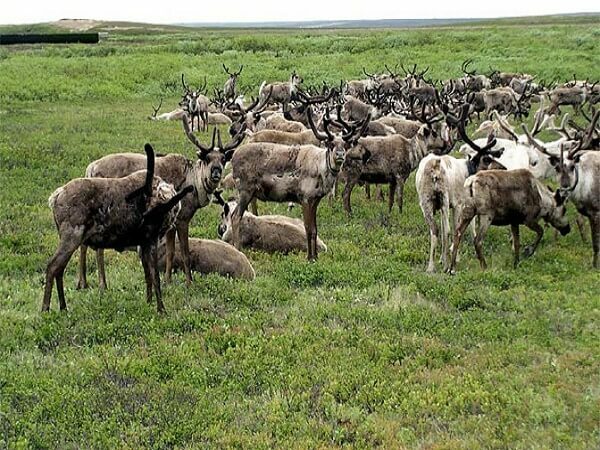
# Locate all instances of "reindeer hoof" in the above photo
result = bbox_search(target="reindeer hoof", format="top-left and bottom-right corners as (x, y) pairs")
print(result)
(76, 281), (88, 290)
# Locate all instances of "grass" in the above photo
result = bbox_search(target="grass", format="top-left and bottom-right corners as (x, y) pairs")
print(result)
(0, 19), (599, 448)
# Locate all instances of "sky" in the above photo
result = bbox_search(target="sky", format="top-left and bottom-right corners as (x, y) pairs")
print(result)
(1, 0), (598, 25)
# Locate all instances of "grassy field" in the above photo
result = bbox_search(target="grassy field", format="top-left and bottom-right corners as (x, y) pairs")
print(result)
(0, 19), (599, 448)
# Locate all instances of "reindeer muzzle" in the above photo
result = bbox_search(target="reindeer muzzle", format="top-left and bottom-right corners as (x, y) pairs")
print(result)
(211, 167), (223, 182)
(559, 224), (571, 236)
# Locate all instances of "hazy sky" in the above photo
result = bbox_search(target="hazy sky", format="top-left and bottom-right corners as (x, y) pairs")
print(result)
(2, 0), (598, 24)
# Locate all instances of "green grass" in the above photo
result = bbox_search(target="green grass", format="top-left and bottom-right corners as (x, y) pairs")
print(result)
(0, 22), (599, 448)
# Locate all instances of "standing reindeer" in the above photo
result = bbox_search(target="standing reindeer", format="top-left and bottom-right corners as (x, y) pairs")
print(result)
(223, 63), (243, 101)
(181, 74), (210, 131)
(230, 107), (370, 260)
(416, 105), (504, 273)
(259, 71), (303, 112)
(79, 116), (246, 288)
(44, 144), (193, 312)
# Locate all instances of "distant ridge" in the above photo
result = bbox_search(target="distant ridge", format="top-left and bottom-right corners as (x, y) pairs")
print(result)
(179, 18), (481, 29)
(179, 12), (599, 29)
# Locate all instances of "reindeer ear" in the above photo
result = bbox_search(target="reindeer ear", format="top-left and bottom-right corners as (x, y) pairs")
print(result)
(224, 149), (235, 162)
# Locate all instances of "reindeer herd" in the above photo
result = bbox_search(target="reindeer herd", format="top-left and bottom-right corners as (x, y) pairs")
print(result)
(43, 60), (600, 312)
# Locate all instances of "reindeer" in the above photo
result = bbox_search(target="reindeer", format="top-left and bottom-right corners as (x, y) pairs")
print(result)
(448, 169), (570, 273)
(546, 85), (587, 115)
(524, 111), (600, 266)
(216, 196), (327, 255)
(416, 105), (504, 273)
(342, 95), (382, 122)
(259, 71), (303, 112)
(223, 63), (243, 100)
(181, 73), (210, 131)
(340, 108), (454, 216)
(461, 60), (491, 92)
(79, 116), (246, 288)
(228, 88), (273, 136)
(229, 107), (370, 260)
(44, 144), (193, 312)
(157, 236), (255, 281)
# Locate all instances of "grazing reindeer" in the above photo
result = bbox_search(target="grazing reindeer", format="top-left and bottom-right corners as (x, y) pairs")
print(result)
(230, 107), (370, 260)
(181, 74), (210, 131)
(44, 144), (193, 312)
(448, 169), (571, 273)
(416, 105), (504, 273)
(554, 145), (600, 268)
(223, 63), (243, 100)
(259, 71), (303, 112)
(546, 85), (587, 116)
(79, 117), (246, 288)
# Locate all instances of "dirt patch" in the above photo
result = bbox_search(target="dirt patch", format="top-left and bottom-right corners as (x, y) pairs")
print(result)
(51, 19), (101, 32)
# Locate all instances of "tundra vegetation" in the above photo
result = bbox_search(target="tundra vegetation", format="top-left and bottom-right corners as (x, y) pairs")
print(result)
(0, 18), (599, 448)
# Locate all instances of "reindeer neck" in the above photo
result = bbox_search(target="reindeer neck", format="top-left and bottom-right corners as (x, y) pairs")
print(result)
(184, 161), (210, 208)
(408, 134), (431, 170)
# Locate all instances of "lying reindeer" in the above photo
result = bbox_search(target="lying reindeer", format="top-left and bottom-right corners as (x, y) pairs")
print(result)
(216, 196), (327, 255)
(157, 236), (255, 281)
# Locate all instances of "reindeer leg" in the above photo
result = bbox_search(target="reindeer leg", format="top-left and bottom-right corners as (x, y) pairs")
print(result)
(473, 215), (492, 270)
(342, 179), (356, 217)
(589, 214), (599, 269)
(440, 199), (451, 271)
(448, 208), (476, 274)
(140, 246), (153, 304)
(364, 183), (371, 200)
(396, 177), (405, 214)
(523, 221), (544, 257)
(233, 192), (252, 250)
(150, 243), (165, 313)
(177, 223), (192, 285)
(42, 227), (83, 312)
(76, 245), (88, 289)
(576, 213), (589, 243)
(164, 228), (176, 283)
(388, 180), (397, 213)
(301, 202), (313, 260)
(97, 249), (107, 290)
(511, 224), (521, 268)
(420, 201), (438, 273)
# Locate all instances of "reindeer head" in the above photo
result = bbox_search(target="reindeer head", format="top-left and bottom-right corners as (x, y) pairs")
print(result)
(182, 118), (246, 193)
(228, 87), (273, 136)
(290, 71), (303, 87)
(306, 106), (371, 171)
(214, 193), (237, 242)
(411, 101), (454, 154)
(546, 180), (571, 236)
(180, 74), (207, 115)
